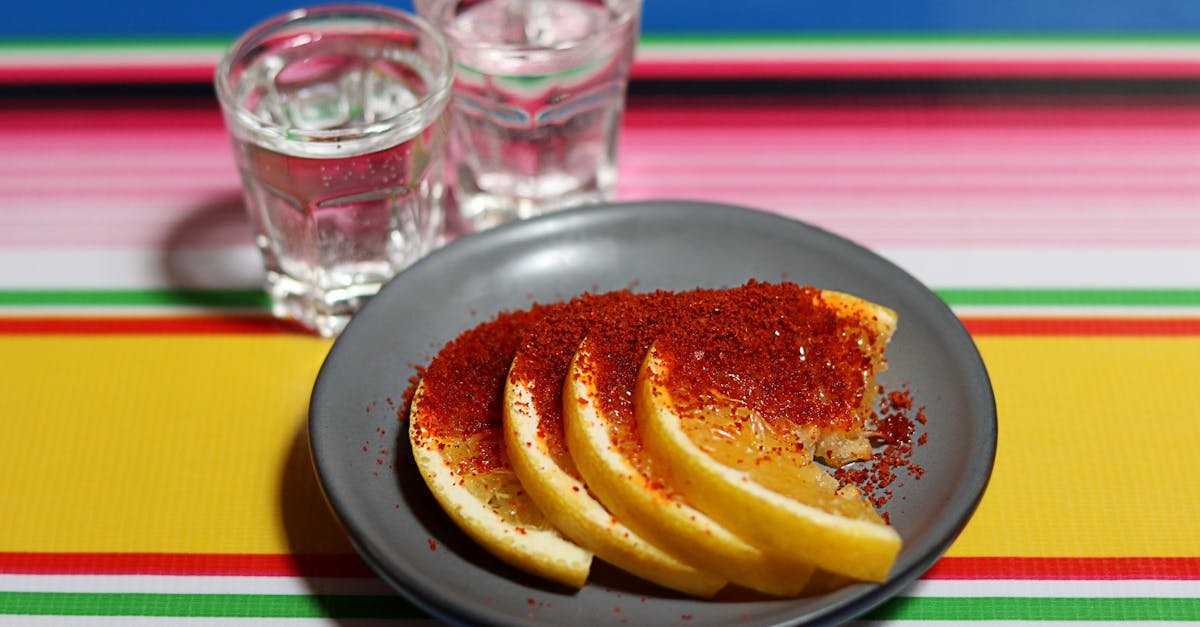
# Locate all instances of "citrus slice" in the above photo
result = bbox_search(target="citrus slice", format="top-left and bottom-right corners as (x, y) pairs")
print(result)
(504, 356), (726, 597)
(634, 290), (902, 583)
(814, 290), (899, 466)
(564, 337), (816, 596)
(410, 382), (592, 587)
(407, 307), (591, 588)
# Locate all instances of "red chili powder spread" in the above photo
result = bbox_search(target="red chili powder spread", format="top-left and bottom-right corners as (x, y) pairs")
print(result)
(508, 290), (665, 460)
(507, 282), (880, 465)
(575, 290), (684, 429)
(405, 303), (559, 472)
(404, 281), (911, 491)
(652, 281), (876, 432)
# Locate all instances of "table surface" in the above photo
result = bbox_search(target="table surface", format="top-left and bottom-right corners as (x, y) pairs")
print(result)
(2, 3), (1199, 624)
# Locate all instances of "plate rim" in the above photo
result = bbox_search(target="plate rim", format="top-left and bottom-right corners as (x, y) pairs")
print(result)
(309, 199), (999, 627)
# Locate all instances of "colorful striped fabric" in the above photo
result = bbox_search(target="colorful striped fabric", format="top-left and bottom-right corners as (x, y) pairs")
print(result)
(6, 34), (1200, 83)
(3, 18), (1200, 622)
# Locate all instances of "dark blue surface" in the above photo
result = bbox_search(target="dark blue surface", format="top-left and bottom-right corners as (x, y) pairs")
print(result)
(4, 0), (1200, 38)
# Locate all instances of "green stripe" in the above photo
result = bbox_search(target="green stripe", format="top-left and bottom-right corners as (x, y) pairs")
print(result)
(1, 593), (1197, 619)
(4, 32), (1200, 51)
(867, 596), (1200, 621)
(935, 288), (1200, 307)
(0, 592), (423, 618)
(0, 288), (1197, 309)
(0, 288), (269, 308)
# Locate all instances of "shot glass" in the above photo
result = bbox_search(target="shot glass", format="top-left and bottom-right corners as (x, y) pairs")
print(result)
(417, 0), (642, 229)
(216, 4), (453, 337)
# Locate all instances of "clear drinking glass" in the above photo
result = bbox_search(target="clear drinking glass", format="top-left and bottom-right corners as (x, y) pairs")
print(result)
(216, 4), (453, 337)
(417, 0), (642, 229)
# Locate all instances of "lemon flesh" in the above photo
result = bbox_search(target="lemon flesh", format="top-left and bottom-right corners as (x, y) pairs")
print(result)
(634, 290), (902, 583)
(409, 382), (592, 588)
(503, 358), (726, 598)
(564, 340), (816, 596)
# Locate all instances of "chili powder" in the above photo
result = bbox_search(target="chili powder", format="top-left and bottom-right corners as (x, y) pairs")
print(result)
(404, 281), (914, 497)
(508, 289), (680, 462)
(651, 281), (877, 433)
(405, 303), (559, 473)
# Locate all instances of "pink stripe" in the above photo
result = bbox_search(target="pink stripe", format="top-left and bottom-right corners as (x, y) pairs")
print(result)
(9, 166), (1198, 179)
(621, 103), (1200, 127)
(6, 190), (1200, 212)
(8, 164), (1200, 177)
(4, 102), (1200, 128)
(2, 101), (1199, 248)
(8, 178), (1200, 195)
(619, 183), (1200, 194)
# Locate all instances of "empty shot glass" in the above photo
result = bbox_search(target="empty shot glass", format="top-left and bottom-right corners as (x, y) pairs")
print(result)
(417, 0), (642, 229)
(216, 4), (453, 336)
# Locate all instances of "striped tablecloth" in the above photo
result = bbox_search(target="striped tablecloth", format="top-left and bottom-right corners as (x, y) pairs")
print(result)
(3, 20), (1200, 625)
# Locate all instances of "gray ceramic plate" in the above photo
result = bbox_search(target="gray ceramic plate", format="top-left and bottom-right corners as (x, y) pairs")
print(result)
(309, 200), (996, 626)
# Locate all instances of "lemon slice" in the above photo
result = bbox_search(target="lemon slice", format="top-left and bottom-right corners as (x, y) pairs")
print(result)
(817, 290), (898, 465)
(563, 338), (816, 596)
(504, 356), (726, 597)
(634, 291), (902, 583)
(636, 349), (900, 582)
(410, 383), (592, 588)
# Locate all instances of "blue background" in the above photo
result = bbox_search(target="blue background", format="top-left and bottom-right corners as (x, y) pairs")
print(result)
(5, 0), (1200, 38)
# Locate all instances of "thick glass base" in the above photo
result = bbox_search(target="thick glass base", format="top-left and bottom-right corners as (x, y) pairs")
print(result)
(265, 266), (389, 338)
(455, 166), (616, 231)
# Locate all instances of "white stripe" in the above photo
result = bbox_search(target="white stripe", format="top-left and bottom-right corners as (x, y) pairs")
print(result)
(0, 247), (1197, 291)
(900, 578), (1200, 598)
(0, 49), (221, 66)
(851, 622), (1200, 627)
(3, 574), (1194, 598)
(950, 306), (1200, 317)
(0, 247), (262, 289)
(0, 575), (391, 596)
(882, 247), (1200, 289)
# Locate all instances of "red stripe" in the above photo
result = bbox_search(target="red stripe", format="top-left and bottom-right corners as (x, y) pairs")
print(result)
(926, 557), (1200, 580)
(4, 58), (1200, 86)
(0, 317), (1197, 336)
(632, 59), (1200, 80)
(0, 316), (299, 335)
(0, 553), (374, 578)
(961, 317), (1200, 335)
(0, 65), (217, 85)
(1, 553), (1195, 579)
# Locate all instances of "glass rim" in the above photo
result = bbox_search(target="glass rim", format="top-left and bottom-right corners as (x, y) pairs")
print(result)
(214, 3), (454, 143)
(417, 0), (642, 53)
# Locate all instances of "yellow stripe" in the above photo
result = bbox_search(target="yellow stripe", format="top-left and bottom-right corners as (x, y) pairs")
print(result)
(0, 336), (344, 554)
(946, 337), (1200, 557)
(1, 335), (1198, 557)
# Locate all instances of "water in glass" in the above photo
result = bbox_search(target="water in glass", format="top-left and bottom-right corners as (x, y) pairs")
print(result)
(434, 0), (639, 227)
(229, 32), (449, 336)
